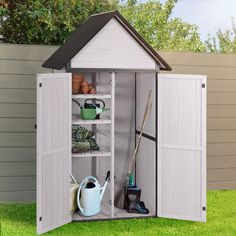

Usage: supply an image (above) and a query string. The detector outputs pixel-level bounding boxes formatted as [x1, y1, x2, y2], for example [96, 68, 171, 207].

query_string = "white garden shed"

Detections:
[37, 10, 207, 234]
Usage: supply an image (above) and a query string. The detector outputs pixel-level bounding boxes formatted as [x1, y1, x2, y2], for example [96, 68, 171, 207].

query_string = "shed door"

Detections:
[158, 74, 206, 222]
[37, 73, 72, 234]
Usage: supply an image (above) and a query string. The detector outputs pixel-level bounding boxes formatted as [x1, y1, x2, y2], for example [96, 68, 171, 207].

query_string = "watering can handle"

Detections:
[84, 99, 105, 109]
[77, 176, 99, 214]
[105, 171, 110, 182]
[72, 99, 82, 108]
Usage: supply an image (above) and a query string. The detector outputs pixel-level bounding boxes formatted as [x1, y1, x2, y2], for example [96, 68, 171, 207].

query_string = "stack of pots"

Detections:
[72, 74, 96, 94]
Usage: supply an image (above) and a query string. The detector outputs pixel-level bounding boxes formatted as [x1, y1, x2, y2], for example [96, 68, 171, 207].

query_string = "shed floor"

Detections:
[72, 201, 154, 221]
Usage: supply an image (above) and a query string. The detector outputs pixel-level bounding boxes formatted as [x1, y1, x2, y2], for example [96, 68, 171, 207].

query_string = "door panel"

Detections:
[158, 74, 206, 222]
[37, 73, 72, 234]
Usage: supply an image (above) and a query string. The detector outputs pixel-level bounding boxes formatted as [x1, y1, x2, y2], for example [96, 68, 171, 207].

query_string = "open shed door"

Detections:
[158, 74, 206, 222]
[37, 73, 72, 234]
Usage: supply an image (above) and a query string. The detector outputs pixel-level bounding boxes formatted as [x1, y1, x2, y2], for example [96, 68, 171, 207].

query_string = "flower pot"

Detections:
[81, 86, 89, 94]
[72, 74, 84, 94]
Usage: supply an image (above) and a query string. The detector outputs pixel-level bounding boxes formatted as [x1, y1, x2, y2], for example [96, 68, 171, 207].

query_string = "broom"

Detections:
[114, 90, 152, 209]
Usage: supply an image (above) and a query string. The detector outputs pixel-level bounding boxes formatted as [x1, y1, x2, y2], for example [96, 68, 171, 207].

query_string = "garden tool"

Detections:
[114, 90, 152, 209]
[77, 171, 110, 217]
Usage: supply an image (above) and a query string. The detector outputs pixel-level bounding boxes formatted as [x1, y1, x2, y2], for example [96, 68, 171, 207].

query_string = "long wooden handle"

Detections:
[140, 90, 152, 129]
[128, 90, 152, 175]
[128, 102, 152, 175]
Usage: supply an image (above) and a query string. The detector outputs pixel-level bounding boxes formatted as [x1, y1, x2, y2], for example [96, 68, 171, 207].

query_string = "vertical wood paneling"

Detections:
[161, 78, 202, 146]
[136, 72, 156, 137]
[37, 73, 71, 234]
[159, 149, 202, 220]
[159, 51, 236, 190]
[71, 19, 156, 69]
[158, 74, 206, 221]
[136, 72, 156, 215]
[136, 137, 156, 215]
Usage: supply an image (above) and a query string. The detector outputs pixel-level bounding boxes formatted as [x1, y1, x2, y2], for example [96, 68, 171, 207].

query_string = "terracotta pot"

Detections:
[88, 84, 93, 90]
[72, 82, 81, 94]
[81, 86, 89, 94]
[72, 74, 84, 82]
[81, 81, 88, 87]
[72, 75, 84, 94]
[89, 88, 96, 94]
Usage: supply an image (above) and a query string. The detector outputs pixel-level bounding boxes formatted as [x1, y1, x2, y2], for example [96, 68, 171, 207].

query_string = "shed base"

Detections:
[72, 201, 154, 221]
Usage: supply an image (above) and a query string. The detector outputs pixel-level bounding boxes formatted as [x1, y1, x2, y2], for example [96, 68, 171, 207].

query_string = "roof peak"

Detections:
[42, 10, 171, 71]
[91, 10, 118, 17]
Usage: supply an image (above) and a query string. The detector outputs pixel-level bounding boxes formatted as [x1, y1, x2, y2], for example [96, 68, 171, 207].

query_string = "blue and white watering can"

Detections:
[77, 171, 110, 217]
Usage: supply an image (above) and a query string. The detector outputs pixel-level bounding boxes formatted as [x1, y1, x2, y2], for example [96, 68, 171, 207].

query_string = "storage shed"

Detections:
[37, 10, 207, 234]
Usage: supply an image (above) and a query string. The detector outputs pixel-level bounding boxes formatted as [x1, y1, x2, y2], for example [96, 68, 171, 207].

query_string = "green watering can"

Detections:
[72, 99, 109, 120]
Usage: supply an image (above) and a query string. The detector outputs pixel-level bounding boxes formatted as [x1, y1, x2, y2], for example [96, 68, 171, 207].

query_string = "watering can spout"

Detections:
[100, 171, 110, 202]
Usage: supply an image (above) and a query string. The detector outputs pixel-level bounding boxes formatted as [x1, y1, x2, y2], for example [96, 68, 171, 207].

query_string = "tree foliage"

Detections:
[0, 0, 118, 44]
[119, 0, 206, 52]
[0, 0, 206, 53]
[205, 18, 236, 53]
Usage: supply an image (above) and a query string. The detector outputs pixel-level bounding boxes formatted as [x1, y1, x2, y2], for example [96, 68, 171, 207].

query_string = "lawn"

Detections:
[0, 191, 235, 236]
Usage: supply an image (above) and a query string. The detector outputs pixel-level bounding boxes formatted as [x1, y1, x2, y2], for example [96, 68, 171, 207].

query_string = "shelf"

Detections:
[72, 94, 111, 99]
[72, 150, 111, 157]
[72, 201, 154, 221]
[72, 118, 111, 125]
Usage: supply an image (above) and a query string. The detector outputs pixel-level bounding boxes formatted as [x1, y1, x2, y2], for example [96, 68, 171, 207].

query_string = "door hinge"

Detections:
[202, 207, 206, 211]
[39, 216, 42, 221]
[34, 124, 37, 129]
[202, 84, 205, 88]
[39, 83, 42, 87]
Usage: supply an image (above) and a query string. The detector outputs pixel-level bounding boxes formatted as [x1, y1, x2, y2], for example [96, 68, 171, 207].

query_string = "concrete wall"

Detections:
[0, 44, 235, 202]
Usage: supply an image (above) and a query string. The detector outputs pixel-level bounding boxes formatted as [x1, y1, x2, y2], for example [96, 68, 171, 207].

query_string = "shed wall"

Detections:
[0, 44, 236, 202]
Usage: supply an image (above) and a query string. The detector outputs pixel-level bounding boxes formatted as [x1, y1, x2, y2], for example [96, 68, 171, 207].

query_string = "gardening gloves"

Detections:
[72, 125, 100, 152]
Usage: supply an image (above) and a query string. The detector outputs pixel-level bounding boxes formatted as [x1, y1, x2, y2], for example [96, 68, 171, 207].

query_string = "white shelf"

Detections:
[72, 150, 111, 157]
[72, 94, 111, 99]
[72, 117, 111, 125]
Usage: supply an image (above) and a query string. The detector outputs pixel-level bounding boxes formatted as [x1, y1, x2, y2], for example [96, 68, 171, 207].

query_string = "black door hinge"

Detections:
[39, 83, 42, 87]
[202, 207, 206, 211]
[39, 216, 42, 221]
[202, 84, 205, 88]
[34, 124, 37, 129]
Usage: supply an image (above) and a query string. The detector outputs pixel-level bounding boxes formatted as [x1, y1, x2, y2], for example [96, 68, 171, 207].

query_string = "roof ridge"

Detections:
[91, 10, 118, 17]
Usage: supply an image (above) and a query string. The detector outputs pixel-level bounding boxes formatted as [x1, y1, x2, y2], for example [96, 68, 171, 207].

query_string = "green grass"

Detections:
[0, 191, 236, 236]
